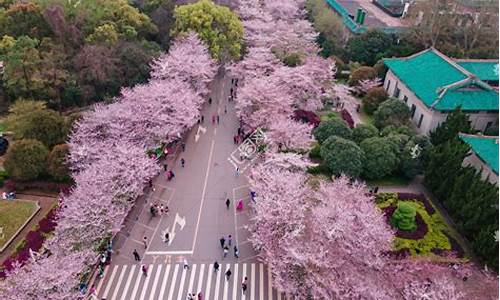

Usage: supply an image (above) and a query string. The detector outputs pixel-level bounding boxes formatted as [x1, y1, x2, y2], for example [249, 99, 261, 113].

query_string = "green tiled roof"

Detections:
[459, 134, 499, 174]
[384, 49, 499, 111]
[456, 61, 499, 82]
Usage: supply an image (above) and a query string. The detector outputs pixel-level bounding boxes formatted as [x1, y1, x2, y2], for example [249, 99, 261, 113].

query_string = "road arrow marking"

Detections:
[195, 125, 207, 142]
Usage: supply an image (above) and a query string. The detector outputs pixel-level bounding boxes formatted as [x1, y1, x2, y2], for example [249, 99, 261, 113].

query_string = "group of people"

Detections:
[1, 191, 15, 200]
[97, 241, 113, 278]
[225, 198, 245, 211]
[219, 235, 239, 259]
[150, 202, 169, 218]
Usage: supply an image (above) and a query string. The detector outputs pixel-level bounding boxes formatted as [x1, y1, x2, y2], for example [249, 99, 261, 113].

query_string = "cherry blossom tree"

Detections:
[228, 47, 281, 81]
[266, 116, 314, 150]
[150, 32, 217, 98]
[356, 77, 382, 95]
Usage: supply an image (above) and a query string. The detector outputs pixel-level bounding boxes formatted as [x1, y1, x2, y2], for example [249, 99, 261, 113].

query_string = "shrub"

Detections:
[306, 164, 332, 176]
[4, 139, 49, 181]
[340, 109, 354, 128]
[352, 124, 379, 144]
[348, 66, 377, 86]
[373, 98, 411, 128]
[360, 137, 399, 179]
[320, 136, 364, 177]
[309, 143, 322, 159]
[293, 110, 321, 127]
[390, 202, 417, 232]
[47, 144, 71, 182]
[363, 87, 388, 114]
[313, 119, 352, 143]
[282, 52, 302, 67]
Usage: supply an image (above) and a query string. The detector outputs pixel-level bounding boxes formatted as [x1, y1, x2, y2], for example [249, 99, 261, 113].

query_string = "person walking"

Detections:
[164, 231, 170, 244]
[225, 198, 230, 210]
[143, 236, 148, 249]
[225, 268, 232, 281]
[219, 236, 225, 248]
[197, 292, 203, 300]
[187, 293, 194, 300]
[181, 158, 185, 168]
[141, 264, 148, 277]
[235, 167, 240, 177]
[183, 259, 190, 270]
[224, 106, 227, 114]
[209, 97, 212, 105]
[228, 235, 232, 246]
[133, 249, 140, 261]
[212, 115, 216, 124]
[163, 163, 168, 172]
[214, 261, 219, 272]
[201, 115, 204, 123]
[242, 277, 248, 294]
[223, 245, 229, 258]
[182, 143, 186, 152]
[234, 245, 239, 259]
[216, 115, 220, 124]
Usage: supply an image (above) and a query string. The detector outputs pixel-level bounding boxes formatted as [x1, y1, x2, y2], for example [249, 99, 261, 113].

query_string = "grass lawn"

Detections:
[0, 200, 39, 250]
[358, 110, 375, 126]
[367, 175, 410, 187]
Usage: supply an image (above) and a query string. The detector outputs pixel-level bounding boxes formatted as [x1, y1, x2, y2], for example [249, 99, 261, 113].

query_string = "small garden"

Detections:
[375, 192, 464, 259]
[0, 200, 39, 250]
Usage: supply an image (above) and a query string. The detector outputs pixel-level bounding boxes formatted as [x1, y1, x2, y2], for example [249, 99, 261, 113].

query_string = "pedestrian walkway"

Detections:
[96, 262, 287, 300]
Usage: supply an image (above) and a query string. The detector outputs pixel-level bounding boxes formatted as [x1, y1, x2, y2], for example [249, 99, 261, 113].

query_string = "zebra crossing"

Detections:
[96, 263, 287, 300]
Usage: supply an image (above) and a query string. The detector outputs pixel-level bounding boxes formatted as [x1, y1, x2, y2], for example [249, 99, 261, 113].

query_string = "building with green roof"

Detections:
[383, 48, 499, 135]
[459, 133, 498, 184]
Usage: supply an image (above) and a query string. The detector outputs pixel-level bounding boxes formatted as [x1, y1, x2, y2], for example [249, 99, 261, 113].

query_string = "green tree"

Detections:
[306, 0, 344, 58]
[39, 38, 69, 111]
[363, 87, 388, 114]
[360, 137, 399, 179]
[47, 143, 71, 182]
[346, 29, 393, 66]
[430, 107, 472, 146]
[282, 52, 302, 67]
[171, 0, 244, 61]
[320, 136, 364, 177]
[0, 2, 52, 38]
[373, 99, 411, 128]
[85, 23, 119, 47]
[398, 135, 431, 179]
[4, 139, 49, 181]
[390, 202, 417, 232]
[347, 66, 377, 86]
[352, 124, 379, 144]
[313, 119, 352, 143]
[5, 99, 68, 147]
[423, 139, 469, 200]
[1, 36, 44, 99]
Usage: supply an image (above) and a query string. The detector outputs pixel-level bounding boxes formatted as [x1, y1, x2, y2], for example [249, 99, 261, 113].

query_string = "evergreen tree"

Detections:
[430, 107, 472, 145]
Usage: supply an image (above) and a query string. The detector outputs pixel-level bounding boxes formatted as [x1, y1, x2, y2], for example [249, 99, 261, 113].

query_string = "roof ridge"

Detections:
[454, 58, 499, 63]
[459, 132, 500, 141]
[430, 47, 476, 78]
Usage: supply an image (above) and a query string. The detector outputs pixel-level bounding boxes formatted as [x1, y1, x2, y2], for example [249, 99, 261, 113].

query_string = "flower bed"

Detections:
[0, 206, 58, 278]
[376, 193, 463, 257]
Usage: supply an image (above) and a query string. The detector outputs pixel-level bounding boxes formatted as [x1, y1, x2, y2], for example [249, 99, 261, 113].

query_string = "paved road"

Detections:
[96, 262, 287, 300]
[95, 72, 276, 299]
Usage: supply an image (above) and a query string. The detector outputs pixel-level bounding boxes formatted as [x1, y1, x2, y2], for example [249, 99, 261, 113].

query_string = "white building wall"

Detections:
[463, 152, 499, 185]
[383, 70, 499, 135]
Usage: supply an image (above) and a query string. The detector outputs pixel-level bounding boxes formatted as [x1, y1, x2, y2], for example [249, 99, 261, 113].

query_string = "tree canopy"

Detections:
[171, 0, 244, 61]
[4, 139, 49, 181]
[320, 136, 364, 177]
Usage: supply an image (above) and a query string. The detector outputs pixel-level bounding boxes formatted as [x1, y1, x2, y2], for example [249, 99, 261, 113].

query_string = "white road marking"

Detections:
[192, 139, 216, 252]
[138, 264, 153, 300]
[214, 265, 222, 300]
[250, 263, 255, 300]
[120, 265, 136, 300]
[129, 265, 143, 300]
[205, 263, 214, 300]
[232, 263, 239, 299]
[148, 265, 162, 300]
[242, 263, 247, 300]
[110, 265, 127, 300]
[176, 265, 188, 300]
[167, 264, 179, 300]
[268, 267, 273, 300]
[196, 264, 205, 294]
[158, 264, 171, 300]
[223, 264, 229, 300]
[102, 265, 118, 299]
[187, 264, 197, 294]
[145, 250, 193, 255]
[95, 265, 109, 295]
[259, 264, 264, 299]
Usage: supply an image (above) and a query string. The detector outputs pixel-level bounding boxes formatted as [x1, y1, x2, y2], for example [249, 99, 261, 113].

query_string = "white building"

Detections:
[459, 133, 498, 185]
[383, 48, 498, 135]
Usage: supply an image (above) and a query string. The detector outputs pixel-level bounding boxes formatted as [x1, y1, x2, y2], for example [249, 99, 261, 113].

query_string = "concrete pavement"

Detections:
[95, 72, 274, 299]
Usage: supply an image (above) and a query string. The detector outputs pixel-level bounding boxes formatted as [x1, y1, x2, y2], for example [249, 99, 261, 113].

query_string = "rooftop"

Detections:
[454, 60, 499, 82]
[459, 133, 499, 174]
[384, 48, 499, 111]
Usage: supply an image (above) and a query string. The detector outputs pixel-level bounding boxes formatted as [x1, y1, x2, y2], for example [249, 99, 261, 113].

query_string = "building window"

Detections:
[386, 80, 391, 92]
[410, 104, 417, 119]
[403, 95, 408, 103]
[418, 114, 424, 128]
[393, 83, 400, 98]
